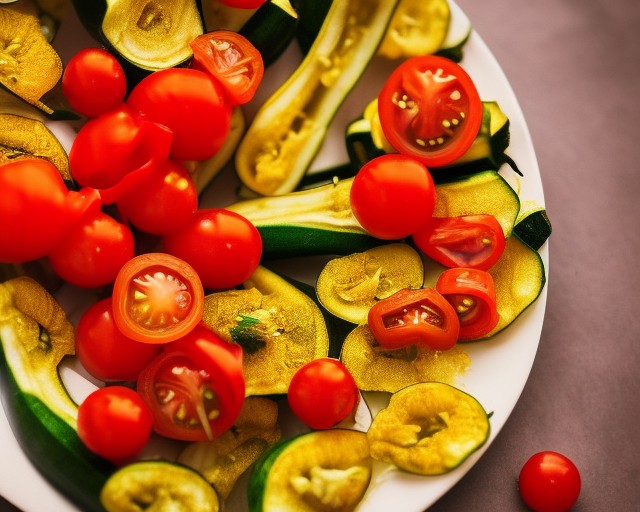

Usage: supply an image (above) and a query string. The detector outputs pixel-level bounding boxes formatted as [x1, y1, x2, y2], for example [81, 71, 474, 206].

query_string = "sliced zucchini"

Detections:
[367, 382, 490, 475]
[100, 460, 220, 512]
[235, 0, 400, 196]
[248, 429, 372, 512]
[316, 243, 424, 325]
[435, 0, 472, 62]
[513, 201, 552, 251]
[199, 0, 258, 32]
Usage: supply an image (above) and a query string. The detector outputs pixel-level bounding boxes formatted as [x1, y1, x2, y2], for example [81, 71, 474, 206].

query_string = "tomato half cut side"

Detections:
[112, 253, 205, 343]
[378, 55, 483, 168]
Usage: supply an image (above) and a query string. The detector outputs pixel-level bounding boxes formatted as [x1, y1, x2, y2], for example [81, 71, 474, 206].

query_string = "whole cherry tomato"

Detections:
[349, 154, 436, 240]
[62, 47, 127, 118]
[0, 159, 101, 263]
[111, 253, 205, 344]
[519, 451, 581, 512]
[48, 211, 135, 288]
[287, 358, 360, 430]
[137, 324, 245, 441]
[75, 298, 162, 382]
[77, 386, 154, 463]
[162, 208, 262, 290]
[190, 30, 264, 105]
[127, 68, 232, 161]
[378, 55, 483, 167]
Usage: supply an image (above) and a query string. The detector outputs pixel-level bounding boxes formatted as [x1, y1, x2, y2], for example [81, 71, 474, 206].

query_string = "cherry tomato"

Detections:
[127, 68, 232, 161]
[62, 47, 127, 118]
[69, 104, 173, 191]
[287, 358, 359, 430]
[162, 208, 262, 290]
[435, 268, 499, 341]
[519, 451, 581, 512]
[368, 287, 460, 351]
[137, 324, 245, 441]
[116, 159, 198, 235]
[48, 211, 134, 288]
[378, 55, 483, 168]
[0, 159, 101, 263]
[111, 253, 205, 344]
[190, 30, 264, 105]
[349, 154, 436, 240]
[219, 0, 266, 8]
[412, 214, 506, 271]
[75, 298, 162, 382]
[77, 386, 153, 463]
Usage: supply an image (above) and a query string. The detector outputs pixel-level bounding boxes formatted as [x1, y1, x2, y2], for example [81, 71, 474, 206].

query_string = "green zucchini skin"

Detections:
[0, 346, 113, 512]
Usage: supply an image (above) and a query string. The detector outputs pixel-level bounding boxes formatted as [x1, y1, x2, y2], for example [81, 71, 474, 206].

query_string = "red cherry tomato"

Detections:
[62, 47, 127, 118]
[111, 253, 205, 344]
[349, 154, 436, 240]
[127, 68, 232, 161]
[368, 287, 460, 350]
[219, 0, 266, 8]
[75, 298, 162, 382]
[190, 30, 264, 105]
[0, 159, 101, 263]
[519, 451, 581, 512]
[69, 104, 173, 191]
[137, 324, 245, 441]
[412, 214, 506, 271]
[77, 386, 153, 463]
[116, 159, 198, 235]
[378, 55, 483, 168]
[48, 212, 135, 288]
[287, 358, 359, 430]
[162, 208, 262, 290]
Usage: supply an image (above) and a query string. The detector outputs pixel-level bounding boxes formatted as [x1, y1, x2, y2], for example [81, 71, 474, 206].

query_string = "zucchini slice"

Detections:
[248, 429, 372, 512]
[435, 0, 473, 62]
[513, 202, 552, 251]
[235, 0, 400, 196]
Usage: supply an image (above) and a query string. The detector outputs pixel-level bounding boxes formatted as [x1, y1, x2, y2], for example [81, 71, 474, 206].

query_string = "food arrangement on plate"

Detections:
[0, 0, 552, 511]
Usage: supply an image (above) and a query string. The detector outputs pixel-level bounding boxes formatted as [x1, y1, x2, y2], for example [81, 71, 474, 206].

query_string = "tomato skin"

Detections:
[368, 287, 460, 350]
[62, 48, 127, 118]
[69, 104, 173, 191]
[111, 253, 205, 344]
[349, 154, 436, 240]
[75, 298, 162, 382]
[48, 212, 135, 288]
[412, 214, 506, 271]
[116, 159, 198, 235]
[287, 358, 359, 430]
[519, 451, 581, 512]
[435, 268, 499, 341]
[162, 208, 262, 290]
[219, 0, 266, 8]
[77, 386, 153, 463]
[137, 325, 245, 441]
[378, 55, 483, 168]
[0, 159, 101, 263]
[191, 30, 264, 106]
[127, 68, 232, 161]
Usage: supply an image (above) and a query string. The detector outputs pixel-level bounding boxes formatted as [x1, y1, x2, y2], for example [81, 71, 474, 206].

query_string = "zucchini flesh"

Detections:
[235, 0, 400, 196]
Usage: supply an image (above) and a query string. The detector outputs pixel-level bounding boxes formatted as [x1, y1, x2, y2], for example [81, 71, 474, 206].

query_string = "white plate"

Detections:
[0, 2, 547, 511]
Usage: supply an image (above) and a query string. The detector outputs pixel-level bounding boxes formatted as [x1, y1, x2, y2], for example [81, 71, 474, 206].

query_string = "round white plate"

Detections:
[0, 2, 547, 511]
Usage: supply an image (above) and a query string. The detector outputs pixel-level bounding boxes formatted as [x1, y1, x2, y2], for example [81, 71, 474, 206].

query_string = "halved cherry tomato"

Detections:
[75, 298, 162, 382]
[349, 154, 436, 240]
[368, 287, 460, 351]
[111, 253, 205, 344]
[137, 324, 245, 441]
[378, 55, 483, 168]
[412, 214, 506, 271]
[190, 30, 264, 106]
[162, 208, 262, 290]
[126, 68, 232, 161]
[61, 47, 127, 118]
[519, 451, 581, 512]
[77, 386, 153, 463]
[435, 268, 499, 341]
[287, 358, 360, 430]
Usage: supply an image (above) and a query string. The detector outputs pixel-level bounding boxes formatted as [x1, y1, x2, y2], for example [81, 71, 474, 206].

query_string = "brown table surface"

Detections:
[2, 1, 640, 511]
